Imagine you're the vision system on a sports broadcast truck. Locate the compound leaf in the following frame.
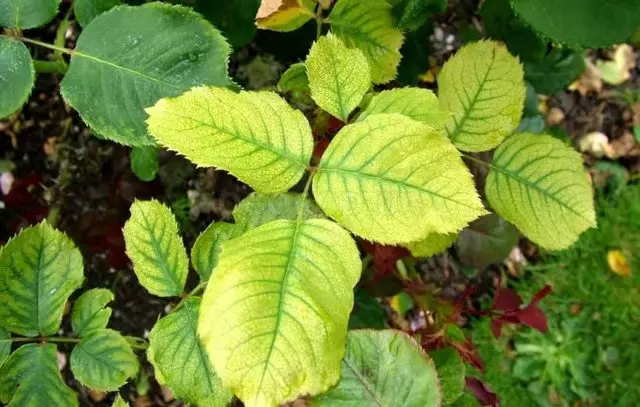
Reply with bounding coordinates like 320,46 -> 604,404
510,0 -> 640,48
430,348 -> 465,405
306,32 -> 370,121
486,133 -> 596,249
313,113 -> 485,244
123,200 -> 188,297
0,36 -> 34,119
70,329 -> 139,391
328,0 -> 404,84
61,3 -> 231,146
71,288 -> 115,336
148,297 -> 232,407
255,0 -> 315,32
405,231 -> 457,258
310,330 -> 442,406
357,88 -> 449,129
75,0 -> 121,27
0,0 -> 60,29
199,219 -> 361,406
130,146 -> 159,182
191,222 -> 237,281
438,40 -> 525,152
0,222 -> 84,337
0,344 -> 78,406
146,87 -> 313,194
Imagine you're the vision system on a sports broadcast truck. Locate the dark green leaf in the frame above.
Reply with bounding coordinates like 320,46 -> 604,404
0,36 -> 34,119
0,327 -> 9,369
130,146 -> 158,182
525,48 -> 585,95
0,0 -> 60,29
71,288 -> 115,336
393,0 -> 446,32
396,24 -> 431,86
430,348 -> 465,405
195,0 -> 261,49
75,0 -> 121,27
348,290 -> 386,329
517,115 -> 545,134
455,214 -> 519,268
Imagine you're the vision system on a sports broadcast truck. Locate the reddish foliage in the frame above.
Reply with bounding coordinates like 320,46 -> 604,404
488,285 -> 552,338
466,377 -> 500,407
361,241 -> 410,281
2,173 -> 49,233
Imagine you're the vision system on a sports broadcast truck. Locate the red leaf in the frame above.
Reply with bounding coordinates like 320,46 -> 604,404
465,377 -> 500,406
361,241 -> 410,279
518,304 -> 549,333
490,319 -> 503,338
530,285 -> 553,305
492,288 -> 522,311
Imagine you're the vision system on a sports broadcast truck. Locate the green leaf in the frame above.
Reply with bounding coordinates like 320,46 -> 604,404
313,113 -> 485,244
430,348 -> 465,405
438,40 -> 525,152
524,48 -> 585,95
396,25 -> 431,86
358,88 -> 449,129
278,62 -> 309,95
0,344 -> 78,406
60,3 -> 231,146
148,297 -> 232,407
74,0 -> 121,27
112,394 -> 129,407
0,222 -> 83,337
123,200 -> 188,297
0,0 -> 60,28
191,222 -> 237,281
70,328 -> 139,391
255,0 -> 315,32
486,133 -> 596,249
406,231 -> 457,257
480,0 -> 546,62
510,0 -> 640,48
199,219 -> 361,405
0,36 -> 34,119
310,330 -> 442,406
348,290 -> 386,329
194,0 -> 261,48
393,0 -> 446,32
455,213 -> 518,268
146,87 -> 313,194
306,32 -> 370,121
328,0 -> 404,84
450,391 -> 479,407
232,192 -> 326,229
130,146 -> 159,182
71,288 -> 115,336
0,327 -> 9,369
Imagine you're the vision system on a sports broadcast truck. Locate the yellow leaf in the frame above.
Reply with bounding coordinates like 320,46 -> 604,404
256,0 -> 315,32
607,250 -> 631,277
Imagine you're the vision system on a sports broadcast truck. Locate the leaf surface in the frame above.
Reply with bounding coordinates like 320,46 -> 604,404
0,344 -> 77,406
0,327 -> 9,369
278,62 -> 309,95
255,0 -> 315,32
486,133 -> 596,249
148,297 -> 232,407
358,88 -> 449,129
393,0 -> 447,32
146,87 -> 313,193
60,3 -> 231,146
75,0 -> 121,26
199,219 -> 361,406
123,200 -> 188,297
112,395 -> 129,407
313,113 -> 485,244
0,222 -> 83,336
0,37 -> 34,119
438,40 -> 525,152
310,330 -> 442,406
455,213 -> 518,268
524,48 -> 585,95
0,0 -> 60,28
72,288 -> 114,335
328,0 -> 404,84
191,222 -> 237,281
430,348 -> 465,405
306,33 -> 370,121
130,146 -> 158,182
406,231 -> 457,257
70,329 -> 139,391
195,0 -> 261,48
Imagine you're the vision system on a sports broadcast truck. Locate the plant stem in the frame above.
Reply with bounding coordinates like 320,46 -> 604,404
461,153 -> 492,168
16,36 -> 75,56
315,4 -> 323,40
297,171 -> 316,222
54,2 -> 74,60
172,280 -> 208,313
33,59 -> 68,74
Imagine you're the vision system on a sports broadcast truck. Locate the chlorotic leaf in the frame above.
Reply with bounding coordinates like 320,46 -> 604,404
524,48 -> 585,95
438,40 -> 525,152
148,297 -> 232,407
486,133 -> 596,249
405,231 -> 457,257
146,87 -> 313,194
0,222 -> 84,337
328,0 -> 404,84
455,213 -> 518,268
112,395 -> 129,407
233,192 -> 326,229
358,88 -> 449,129
191,222 -> 238,281
510,0 -> 640,48
306,32 -> 370,121
70,329 -> 139,391
195,0 -> 261,48
0,0 -> 60,29
60,3 -> 231,146
75,0 -> 121,27
71,288 -> 115,336
310,330 -> 442,406
429,348 -> 465,405
313,113 -> 486,244
0,327 -> 9,369
0,36 -> 35,119
0,344 -> 78,406
123,200 -> 188,297
199,219 -> 361,406
130,146 -> 159,182
255,0 -> 315,32
278,62 -> 309,95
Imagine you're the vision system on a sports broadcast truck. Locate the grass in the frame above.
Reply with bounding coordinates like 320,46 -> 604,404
471,184 -> 640,406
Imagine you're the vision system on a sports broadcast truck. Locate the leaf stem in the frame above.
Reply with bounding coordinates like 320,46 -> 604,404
173,280 -> 208,313
297,172 -> 316,222
5,334 -> 149,350
461,153 -> 491,168
315,4 -> 323,40
54,1 -> 74,60
33,59 -> 68,74
14,36 -> 75,56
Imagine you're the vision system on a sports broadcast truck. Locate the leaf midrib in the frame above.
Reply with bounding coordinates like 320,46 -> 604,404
343,359 -> 386,407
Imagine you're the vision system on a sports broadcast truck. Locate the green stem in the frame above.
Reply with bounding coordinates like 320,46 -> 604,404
314,4 -> 323,40
172,280 -> 208,313
461,153 -> 492,168
125,336 -> 149,350
54,2 -> 74,60
6,335 -> 149,350
297,171 -> 316,222
14,36 -> 75,56
33,59 -> 68,74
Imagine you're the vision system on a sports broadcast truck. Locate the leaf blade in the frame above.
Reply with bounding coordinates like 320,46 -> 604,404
75,0 -> 121,26
357,88 -> 449,129
71,288 -> 115,336
0,0 -> 60,29
0,37 -> 35,119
